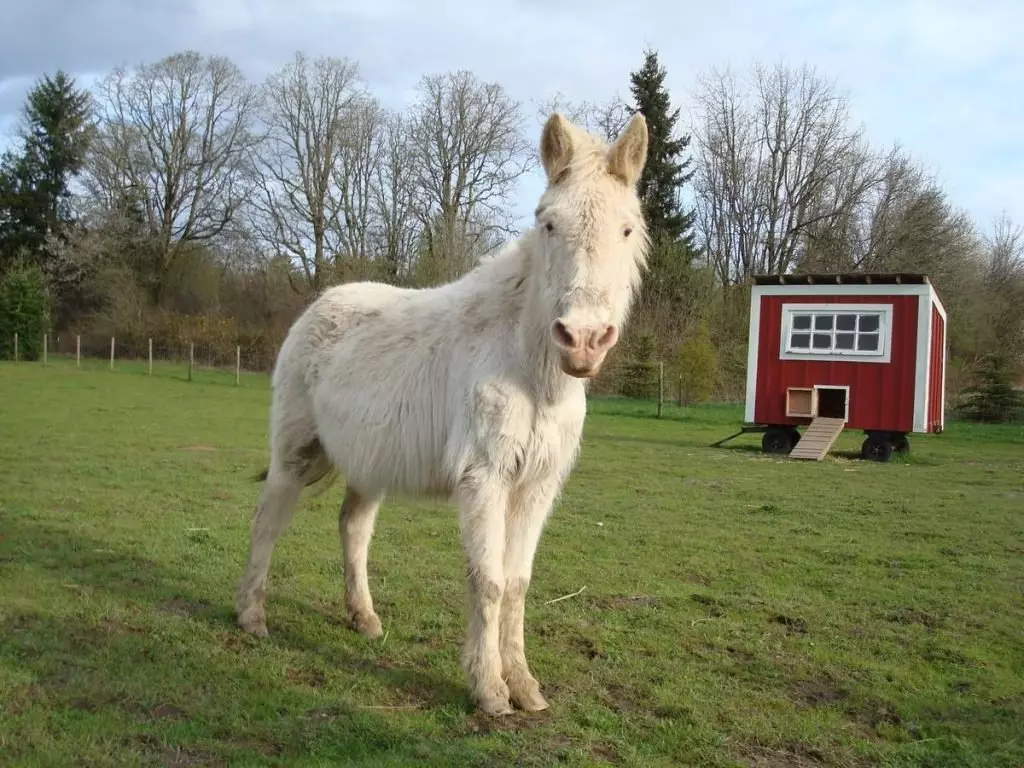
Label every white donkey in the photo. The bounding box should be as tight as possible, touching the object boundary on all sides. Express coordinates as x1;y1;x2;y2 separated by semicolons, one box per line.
235;112;650;715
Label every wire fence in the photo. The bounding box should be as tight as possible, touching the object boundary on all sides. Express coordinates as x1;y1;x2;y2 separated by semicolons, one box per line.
2;331;699;414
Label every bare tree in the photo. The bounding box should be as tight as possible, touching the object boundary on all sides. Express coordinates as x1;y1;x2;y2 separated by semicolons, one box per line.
371;111;422;282
86;50;259;300
407;70;534;280
692;61;879;285
535;91;631;142
248;52;362;292
333;94;385;276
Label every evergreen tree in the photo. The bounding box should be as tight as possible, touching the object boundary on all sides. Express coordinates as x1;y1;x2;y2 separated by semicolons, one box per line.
0;71;93;271
627;48;696;252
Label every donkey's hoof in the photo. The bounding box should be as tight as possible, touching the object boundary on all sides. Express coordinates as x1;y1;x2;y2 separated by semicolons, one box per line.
510;681;549;712
237;606;269;637
238;617;269;637
475;681;514;716
351;611;383;639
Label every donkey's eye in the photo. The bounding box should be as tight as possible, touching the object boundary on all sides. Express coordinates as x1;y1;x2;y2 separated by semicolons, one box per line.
624;227;633;238
544;222;554;234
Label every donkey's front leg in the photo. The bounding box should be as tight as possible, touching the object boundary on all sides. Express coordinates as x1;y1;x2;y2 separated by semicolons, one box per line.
501;477;559;712
457;472;512;716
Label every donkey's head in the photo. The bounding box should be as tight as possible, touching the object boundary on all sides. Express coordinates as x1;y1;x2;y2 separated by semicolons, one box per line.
533;112;649;379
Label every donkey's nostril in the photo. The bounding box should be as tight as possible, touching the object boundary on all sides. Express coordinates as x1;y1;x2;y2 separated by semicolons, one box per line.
594;324;618;351
552;320;578;349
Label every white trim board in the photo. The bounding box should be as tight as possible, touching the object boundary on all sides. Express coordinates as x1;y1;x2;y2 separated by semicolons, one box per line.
744;290;762;424
752;284;932;298
913;294;932;433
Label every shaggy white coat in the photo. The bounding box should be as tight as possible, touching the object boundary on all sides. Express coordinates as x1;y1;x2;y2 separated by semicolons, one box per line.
235;112;650;716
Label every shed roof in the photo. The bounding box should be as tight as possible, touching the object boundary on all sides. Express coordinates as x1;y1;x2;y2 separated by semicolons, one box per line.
752;272;931;286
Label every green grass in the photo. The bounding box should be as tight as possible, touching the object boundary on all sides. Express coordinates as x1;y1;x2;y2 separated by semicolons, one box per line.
1;360;1022;767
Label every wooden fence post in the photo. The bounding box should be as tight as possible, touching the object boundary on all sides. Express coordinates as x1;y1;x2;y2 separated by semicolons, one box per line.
13;332;18;362
110;336;115;370
188;342;194;381
678;375;683;407
42;333;47;365
148;338;153;376
657;361;664;418
235;345;241;386
76;335;81;368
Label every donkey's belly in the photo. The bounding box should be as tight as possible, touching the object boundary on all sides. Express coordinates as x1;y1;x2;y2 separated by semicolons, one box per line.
309;337;452;497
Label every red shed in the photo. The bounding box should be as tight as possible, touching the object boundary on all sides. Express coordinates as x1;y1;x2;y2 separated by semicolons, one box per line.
734;273;947;461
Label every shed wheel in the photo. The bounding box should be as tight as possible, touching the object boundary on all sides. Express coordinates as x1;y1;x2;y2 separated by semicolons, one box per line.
861;434;893;462
762;427;794;455
786;426;802;447
892;434;909;454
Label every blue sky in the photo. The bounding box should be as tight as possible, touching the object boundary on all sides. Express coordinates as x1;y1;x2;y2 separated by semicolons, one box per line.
1;0;1021;234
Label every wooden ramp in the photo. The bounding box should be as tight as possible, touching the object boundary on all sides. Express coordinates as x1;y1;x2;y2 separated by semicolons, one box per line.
789;417;846;460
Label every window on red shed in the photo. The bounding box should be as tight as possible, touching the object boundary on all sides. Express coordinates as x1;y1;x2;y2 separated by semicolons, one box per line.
780;303;892;363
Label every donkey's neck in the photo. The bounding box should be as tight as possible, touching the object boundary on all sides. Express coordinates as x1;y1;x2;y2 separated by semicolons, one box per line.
509;232;584;405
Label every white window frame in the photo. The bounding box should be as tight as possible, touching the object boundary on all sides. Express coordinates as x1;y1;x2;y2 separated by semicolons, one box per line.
779;303;893;363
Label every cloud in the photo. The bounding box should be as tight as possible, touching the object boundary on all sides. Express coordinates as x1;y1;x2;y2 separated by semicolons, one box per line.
0;0;1019;232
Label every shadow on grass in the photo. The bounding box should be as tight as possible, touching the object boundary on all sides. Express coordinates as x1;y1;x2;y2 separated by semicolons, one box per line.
0;514;492;765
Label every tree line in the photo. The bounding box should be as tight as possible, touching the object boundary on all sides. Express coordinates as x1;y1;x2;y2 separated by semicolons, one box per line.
0;48;1021;418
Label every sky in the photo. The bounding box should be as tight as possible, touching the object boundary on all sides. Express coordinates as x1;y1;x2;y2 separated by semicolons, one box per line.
0;0;1021;234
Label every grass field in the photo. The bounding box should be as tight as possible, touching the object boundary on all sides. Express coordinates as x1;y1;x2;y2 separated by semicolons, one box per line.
1;360;1022;767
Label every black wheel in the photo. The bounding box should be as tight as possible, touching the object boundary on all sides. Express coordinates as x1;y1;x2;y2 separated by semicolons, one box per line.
861;433;893;462
786;426;802;447
762;426;795;455
892;434;909;455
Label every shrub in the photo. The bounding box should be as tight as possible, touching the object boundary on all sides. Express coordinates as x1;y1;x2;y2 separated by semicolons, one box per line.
957;354;1024;423
618;331;659;399
0;263;48;360
674;319;718;404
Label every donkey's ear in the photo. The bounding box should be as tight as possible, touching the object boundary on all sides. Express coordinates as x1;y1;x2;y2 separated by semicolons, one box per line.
608;113;648;186
540;113;574;183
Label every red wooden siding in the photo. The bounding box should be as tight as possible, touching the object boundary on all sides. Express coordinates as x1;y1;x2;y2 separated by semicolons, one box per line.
928;305;945;432
754;294;919;432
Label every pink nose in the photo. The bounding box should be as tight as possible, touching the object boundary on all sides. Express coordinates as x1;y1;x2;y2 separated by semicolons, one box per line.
552;320;618;357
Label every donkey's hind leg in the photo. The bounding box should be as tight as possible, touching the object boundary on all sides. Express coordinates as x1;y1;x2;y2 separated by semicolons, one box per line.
235;464;304;636
339;486;384;639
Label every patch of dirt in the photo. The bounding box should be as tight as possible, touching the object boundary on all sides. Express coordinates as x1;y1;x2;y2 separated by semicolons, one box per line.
771;614;808;635
601;682;647;715
884;606;943;629
741;745;830;767
599;595;659;610
789;679;849;708
465;709;551;735
133;735;217;767
847;696;903;733
570;634;606;660
285;667;327;688
233;738;282;758
691;593;726;617
148;703;187;720
724;645;755;662
158;598;212;618
588;742;620;763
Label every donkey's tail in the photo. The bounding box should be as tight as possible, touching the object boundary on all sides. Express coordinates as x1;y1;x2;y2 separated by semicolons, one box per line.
250;461;338;498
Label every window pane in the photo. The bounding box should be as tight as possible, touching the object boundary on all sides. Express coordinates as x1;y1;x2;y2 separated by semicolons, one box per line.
792;315;811;330
858;333;879;351
790;333;810;349
858;315;880;332
835;333;855;350
814;315;834;330
812;333;831;349
836;314;856;331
